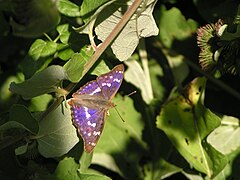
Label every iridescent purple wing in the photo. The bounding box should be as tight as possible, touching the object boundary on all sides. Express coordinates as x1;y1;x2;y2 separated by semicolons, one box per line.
74;80;103;96
70;104;106;153
97;64;124;100
68;64;124;153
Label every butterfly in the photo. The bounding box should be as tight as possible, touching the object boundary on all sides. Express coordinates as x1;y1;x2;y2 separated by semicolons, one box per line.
68;64;124;153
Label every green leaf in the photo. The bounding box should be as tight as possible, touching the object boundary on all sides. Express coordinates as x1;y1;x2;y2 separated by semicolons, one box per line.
91;61;110;77
95;0;159;60
0;104;39;134
143;158;182;179
35;103;79;158
54;157;80;179
10;0;60;38
57;44;74;61
207;116;240;154
93;95;147;179
20;39;58;78
10;65;67;100
148;60;165;100
156;77;227;178
80;0;110;19
54;157;111;180
57;0;80;17
125;59;153;104
29;94;53;112
64;51;92;83
74;0;115;37
79;173;111;180
158;6;198;48
57;24;71;44
165;53;189;85
15;144;28;155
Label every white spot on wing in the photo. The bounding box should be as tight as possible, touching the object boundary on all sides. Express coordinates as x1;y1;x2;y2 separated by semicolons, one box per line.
93;131;101;136
102;83;111;87
90;87;101;95
88;133;91;137
113;78;121;83
91;123;96;127
84;107;91;119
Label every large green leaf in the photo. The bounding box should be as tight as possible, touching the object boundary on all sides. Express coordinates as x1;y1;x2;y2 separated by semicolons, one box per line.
10;65;67;100
92;95;147;179
35;103;79;158
156;77;227;178
95;0;159;61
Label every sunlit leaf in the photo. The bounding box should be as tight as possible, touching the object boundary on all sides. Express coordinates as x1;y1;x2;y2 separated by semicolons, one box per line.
64;43;97;82
57;24;71;44
156;77;227;178
125;59;153;104
95;0;159;61
29;94;53;112
207;116;240;154
57;0;80;17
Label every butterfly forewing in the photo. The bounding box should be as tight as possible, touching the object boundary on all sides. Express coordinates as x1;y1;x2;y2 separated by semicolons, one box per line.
74;80;103;96
97;64;124;100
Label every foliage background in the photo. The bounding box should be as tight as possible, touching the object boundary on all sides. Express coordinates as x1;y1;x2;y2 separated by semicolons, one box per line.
0;0;240;179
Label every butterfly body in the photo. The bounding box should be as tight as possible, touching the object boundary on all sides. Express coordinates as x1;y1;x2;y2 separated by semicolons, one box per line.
68;64;124;153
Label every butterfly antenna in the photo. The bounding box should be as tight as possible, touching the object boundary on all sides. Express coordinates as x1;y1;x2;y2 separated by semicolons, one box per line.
114;107;125;122
127;90;137;97
113;91;137;123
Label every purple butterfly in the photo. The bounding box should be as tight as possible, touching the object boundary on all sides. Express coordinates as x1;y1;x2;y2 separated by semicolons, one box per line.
68;64;124;153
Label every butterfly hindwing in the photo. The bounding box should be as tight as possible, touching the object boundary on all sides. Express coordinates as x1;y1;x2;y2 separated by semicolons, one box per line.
71;104;106;153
